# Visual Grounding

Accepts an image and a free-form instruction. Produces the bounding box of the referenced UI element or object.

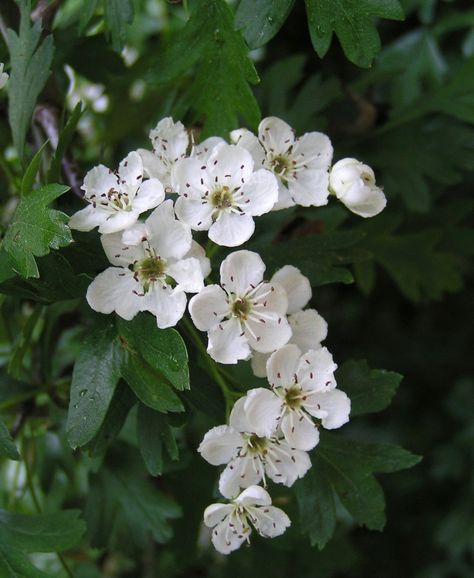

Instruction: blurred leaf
[67,322,124,448]
[2,184,72,279]
[0,544,50,578]
[0,417,19,460]
[21,141,49,195]
[260,231,368,286]
[118,314,189,391]
[297,433,421,547]
[121,353,184,413]
[148,0,260,137]
[0,509,85,552]
[7,0,54,161]
[47,103,84,183]
[337,360,402,417]
[235,0,295,49]
[304,0,404,67]
[104,0,134,53]
[79,0,100,34]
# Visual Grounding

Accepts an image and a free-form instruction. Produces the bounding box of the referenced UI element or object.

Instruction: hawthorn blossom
[172,142,279,246]
[189,250,291,364]
[0,63,8,90]
[69,151,164,234]
[231,116,333,210]
[138,117,189,192]
[204,485,290,555]
[329,158,387,218]
[199,396,311,498]
[86,200,206,328]
[251,265,328,377]
[244,345,351,451]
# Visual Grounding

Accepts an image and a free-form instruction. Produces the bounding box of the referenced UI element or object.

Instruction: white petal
[118,151,143,198]
[207,318,251,364]
[252,505,291,538]
[273,180,296,210]
[137,148,167,181]
[297,347,337,392]
[184,241,211,278]
[243,388,282,438]
[82,164,119,199]
[280,411,320,451]
[174,197,213,231]
[219,456,261,498]
[235,485,272,507]
[121,223,148,247]
[229,396,252,433]
[192,136,225,161]
[230,128,266,166]
[271,265,311,314]
[289,309,328,353]
[209,212,255,247]
[220,250,265,295]
[266,344,301,389]
[133,178,165,212]
[172,157,209,196]
[167,257,204,293]
[237,169,278,216]
[338,183,387,218]
[210,519,249,554]
[253,280,288,315]
[267,443,311,486]
[98,210,140,234]
[86,268,142,320]
[149,117,189,161]
[188,285,229,331]
[258,117,295,156]
[198,425,242,465]
[69,204,108,231]
[288,168,330,207]
[250,351,270,378]
[304,389,351,429]
[207,143,254,190]
[146,199,192,259]
[294,131,333,170]
[144,285,187,328]
[101,231,144,266]
[203,503,233,528]
[245,314,292,354]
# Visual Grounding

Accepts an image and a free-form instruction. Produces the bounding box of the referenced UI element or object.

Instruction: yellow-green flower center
[247,434,268,455]
[231,297,252,320]
[133,256,166,292]
[284,386,302,410]
[210,186,234,210]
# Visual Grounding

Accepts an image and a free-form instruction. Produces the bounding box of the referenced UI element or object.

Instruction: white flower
[251,265,328,377]
[199,396,311,498]
[172,142,279,247]
[69,151,164,234]
[329,158,387,218]
[231,117,333,210]
[138,117,189,192]
[204,485,290,555]
[189,250,292,364]
[244,345,350,452]
[0,63,8,90]
[86,200,206,328]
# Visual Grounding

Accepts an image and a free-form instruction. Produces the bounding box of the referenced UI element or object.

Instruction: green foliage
[137,404,179,477]
[2,185,72,279]
[304,0,404,67]
[103,0,134,52]
[148,0,260,137]
[235,0,295,49]
[0,417,19,460]
[7,0,54,162]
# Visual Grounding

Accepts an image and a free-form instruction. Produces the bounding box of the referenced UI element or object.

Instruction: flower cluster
[70,116,386,554]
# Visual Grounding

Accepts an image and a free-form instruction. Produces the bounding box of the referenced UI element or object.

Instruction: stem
[22,432,75,578]
[181,316,237,418]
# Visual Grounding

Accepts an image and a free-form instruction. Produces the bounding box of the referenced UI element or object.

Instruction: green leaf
[0,509,85,553]
[259,231,368,286]
[118,314,189,391]
[137,404,180,476]
[47,103,84,183]
[104,0,134,53]
[305,0,404,67]
[297,433,421,547]
[21,141,49,195]
[121,353,184,413]
[79,0,100,34]
[7,0,55,161]
[235,0,295,49]
[337,360,402,416]
[0,417,19,460]
[67,323,124,448]
[148,0,260,137]
[0,544,50,578]
[2,184,72,279]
